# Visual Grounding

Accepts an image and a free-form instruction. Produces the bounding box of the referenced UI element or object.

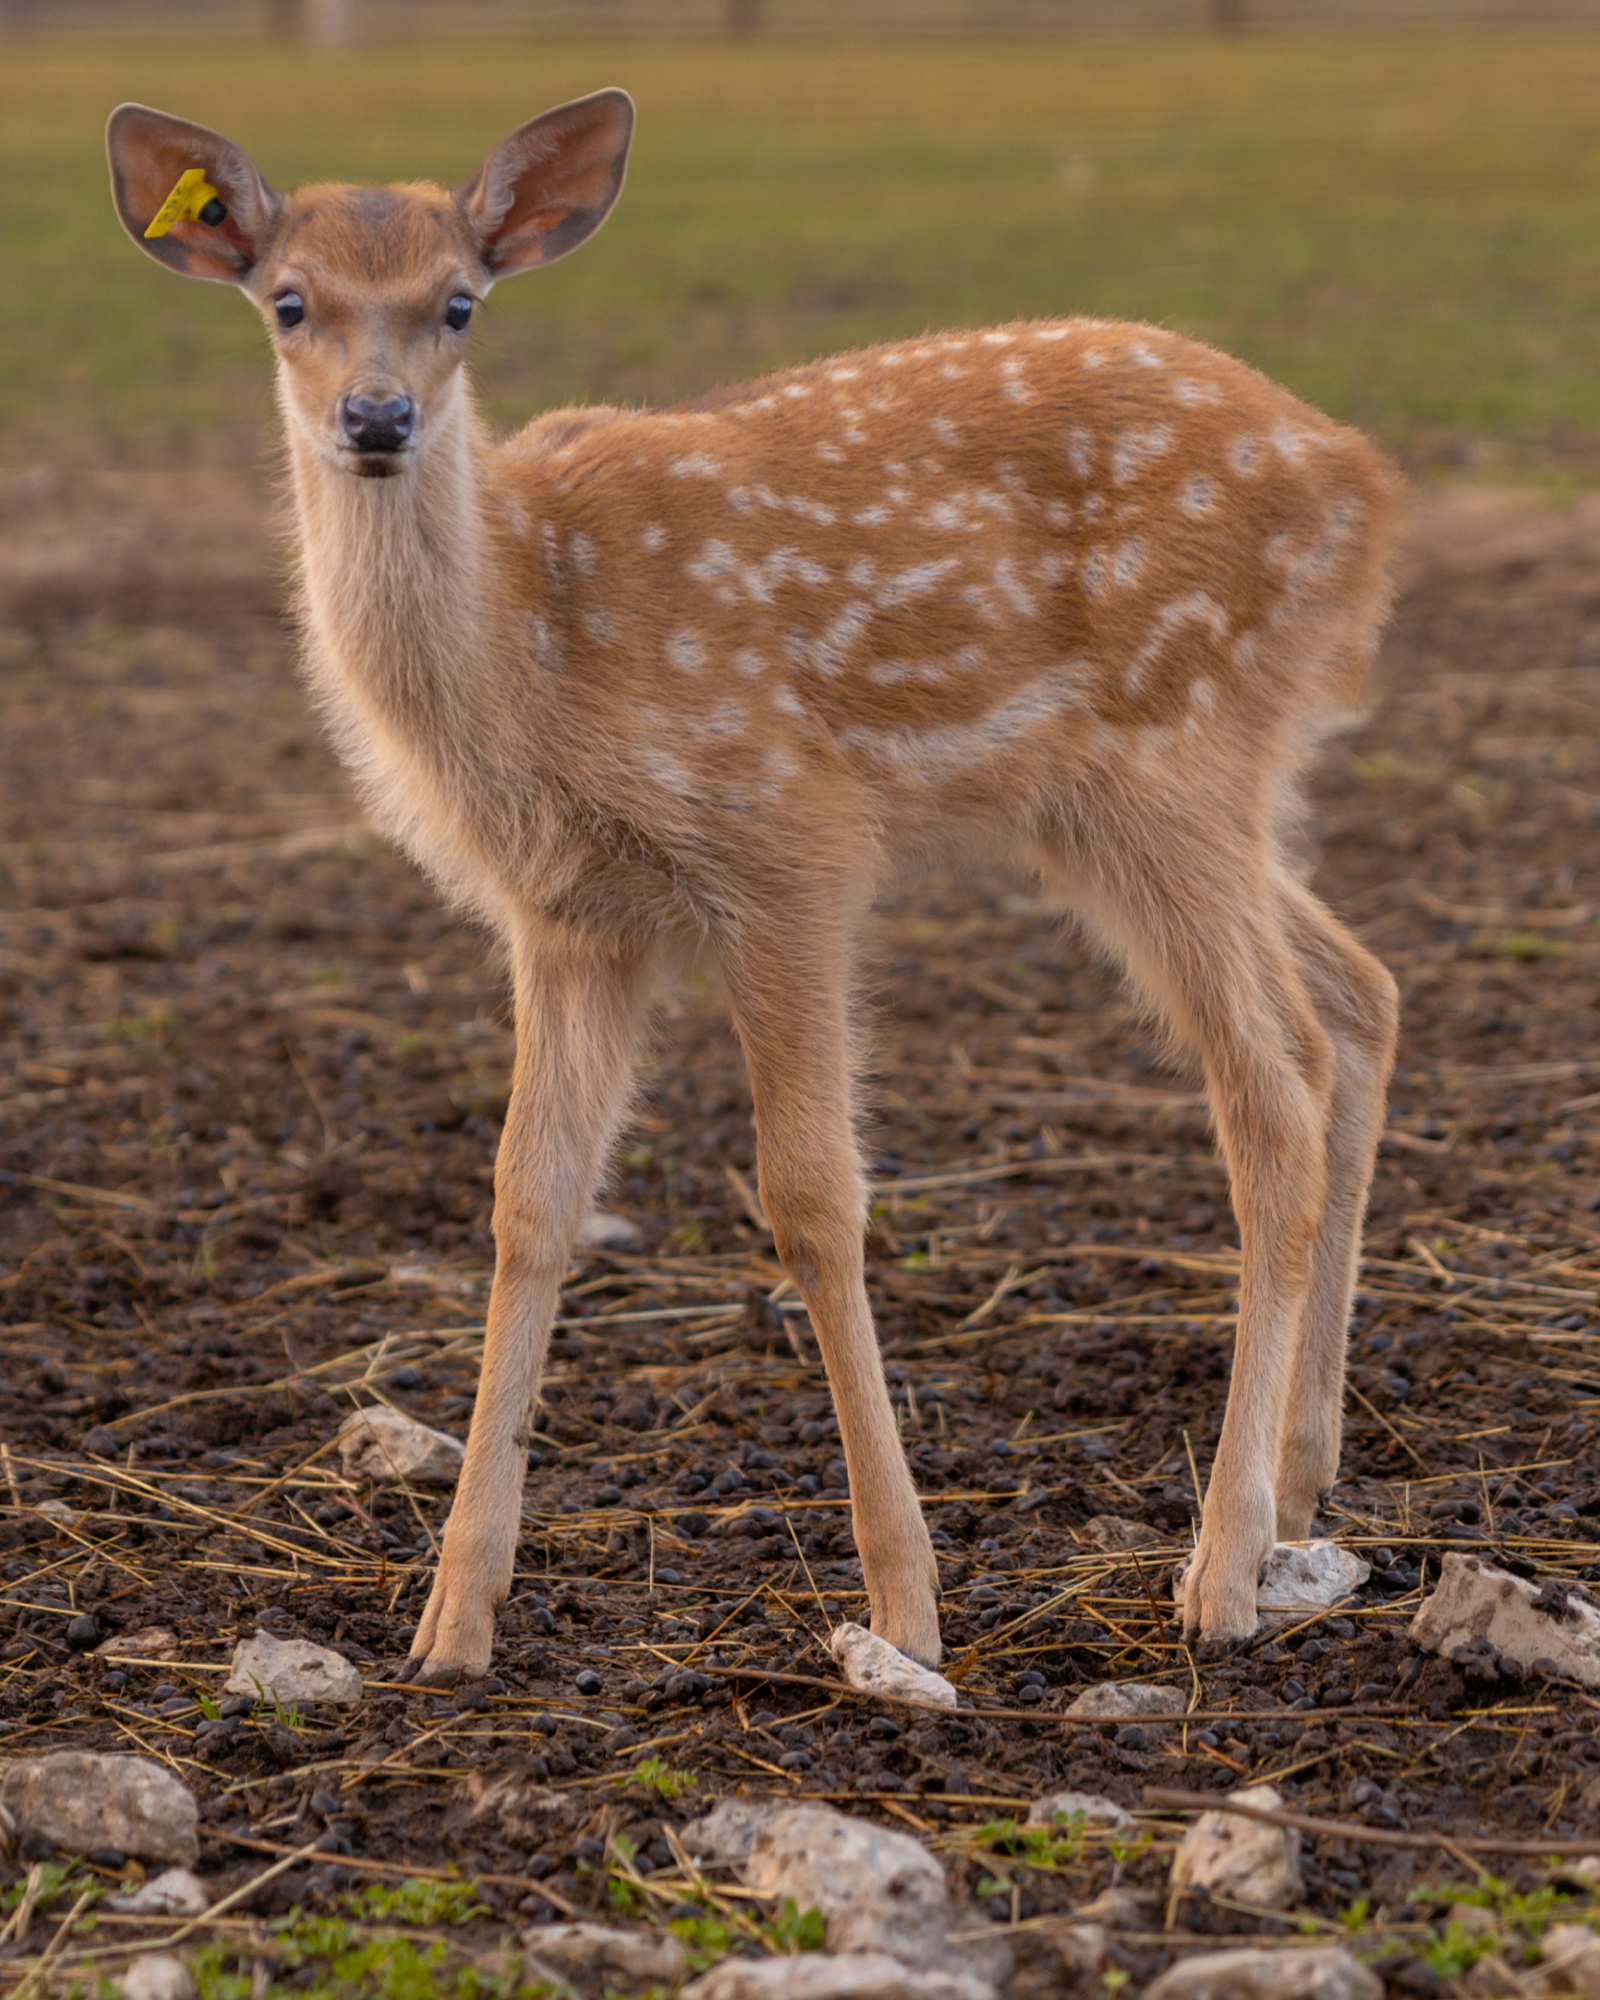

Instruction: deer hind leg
[721,928,941,1668]
[408,923,654,1686]
[1272,880,1398,1541]
[1068,850,1334,1645]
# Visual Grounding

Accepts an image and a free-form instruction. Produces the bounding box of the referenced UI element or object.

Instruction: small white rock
[1025,1790,1136,1832]
[1065,1681,1186,1722]
[336,1404,463,1487]
[226,1631,363,1709]
[830,1623,957,1709]
[744,1803,951,1966]
[681,1795,788,1867]
[1169,1785,1303,1913]
[94,1626,179,1662]
[1542,1922,1600,1996]
[0,1752,198,1866]
[1171,1541,1369,1622]
[1410,1553,1600,1690]
[575,1208,644,1251]
[110,1869,209,1917]
[681,1953,995,2000]
[36,1498,78,1528]
[523,1921,684,1985]
[120,1955,195,2000]
[1145,1945,1381,2000]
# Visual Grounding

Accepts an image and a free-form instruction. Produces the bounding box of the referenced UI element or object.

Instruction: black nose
[339,391,415,454]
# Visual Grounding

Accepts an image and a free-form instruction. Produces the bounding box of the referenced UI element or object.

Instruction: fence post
[306,0,359,47]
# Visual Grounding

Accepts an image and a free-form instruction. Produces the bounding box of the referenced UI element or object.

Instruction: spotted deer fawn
[108,90,1399,1684]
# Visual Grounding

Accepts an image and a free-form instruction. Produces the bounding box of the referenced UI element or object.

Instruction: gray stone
[226,1631,363,1709]
[1169,1786,1302,1912]
[575,1209,643,1252]
[0,1752,198,1866]
[1145,1946,1381,2000]
[681,1795,789,1868]
[681,1954,995,2000]
[94,1627,179,1662]
[109,1868,208,1917]
[336,1404,464,1487]
[829,1624,956,1709]
[1083,1515,1160,1551]
[1065,1681,1186,1721]
[1025,1790,1135,1832]
[744,1805,950,1967]
[120,1958,195,2000]
[1542,1922,1600,1995]
[1172,1541,1370,1623]
[1409,1552,1600,1689]
[522,1921,685,1985]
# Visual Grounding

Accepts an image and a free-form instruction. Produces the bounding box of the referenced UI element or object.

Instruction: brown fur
[108,93,1400,1683]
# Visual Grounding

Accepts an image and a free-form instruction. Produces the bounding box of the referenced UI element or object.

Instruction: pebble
[681,1796,787,1867]
[681,1954,995,2000]
[1542,1922,1600,1994]
[226,1631,363,1709]
[574,1209,643,1251]
[109,1869,209,1918]
[1409,1553,1600,1689]
[1064,1681,1185,1722]
[0,1752,198,1866]
[335,1404,464,1487]
[1169,1785,1303,1912]
[94,1627,180,1662]
[120,1958,195,2000]
[829,1623,957,1709]
[1082,1514,1161,1551]
[1145,1946,1381,2000]
[522,1921,684,1985]
[1025,1790,1136,1832]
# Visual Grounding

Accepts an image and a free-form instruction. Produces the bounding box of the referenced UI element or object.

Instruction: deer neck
[284,375,516,757]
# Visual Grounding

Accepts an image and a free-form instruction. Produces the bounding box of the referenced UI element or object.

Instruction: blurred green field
[6,34,1600,468]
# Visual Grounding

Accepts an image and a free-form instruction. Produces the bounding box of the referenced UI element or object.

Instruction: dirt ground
[4,462,1600,1994]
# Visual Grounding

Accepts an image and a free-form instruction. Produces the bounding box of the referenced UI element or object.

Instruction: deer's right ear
[107,104,281,284]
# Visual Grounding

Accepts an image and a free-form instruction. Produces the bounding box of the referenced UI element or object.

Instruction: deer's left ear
[455,89,634,282]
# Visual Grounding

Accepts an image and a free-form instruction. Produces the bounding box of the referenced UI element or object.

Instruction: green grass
[7,34,1600,464]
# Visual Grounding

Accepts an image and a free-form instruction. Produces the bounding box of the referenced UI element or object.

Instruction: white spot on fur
[980,330,1016,347]
[771,683,805,718]
[930,416,961,445]
[1191,676,1217,710]
[1179,475,1218,517]
[1066,428,1095,481]
[787,601,873,677]
[839,662,1089,779]
[667,630,707,672]
[733,647,766,676]
[1172,377,1220,407]
[853,504,892,526]
[877,557,960,608]
[1111,426,1173,485]
[1127,592,1229,693]
[992,556,1037,617]
[686,697,748,743]
[1230,435,1262,476]
[640,523,667,551]
[1129,341,1164,368]
[670,452,721,478]
[581,608,613,643]
[1112,538,1145,588]
[641,746,693,794]
[816,442,845,464]
[998,358,1034,403]
[846,556,879,588]
[569,533,598,572]
[1032,324,1070,342]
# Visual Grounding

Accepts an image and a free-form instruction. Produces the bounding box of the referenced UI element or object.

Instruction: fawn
[108,90,1399,1685]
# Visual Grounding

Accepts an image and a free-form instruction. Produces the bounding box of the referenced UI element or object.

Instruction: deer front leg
[722,930,940,1668]
[408,925,651,1686]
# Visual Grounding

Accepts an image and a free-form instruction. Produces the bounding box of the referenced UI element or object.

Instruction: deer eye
[445,293,473,332]
[274,292,305,330]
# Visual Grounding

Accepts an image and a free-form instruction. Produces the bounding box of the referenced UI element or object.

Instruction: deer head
[107,91,634,478]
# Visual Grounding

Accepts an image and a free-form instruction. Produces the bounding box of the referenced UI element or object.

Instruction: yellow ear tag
[144,167,223,240]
